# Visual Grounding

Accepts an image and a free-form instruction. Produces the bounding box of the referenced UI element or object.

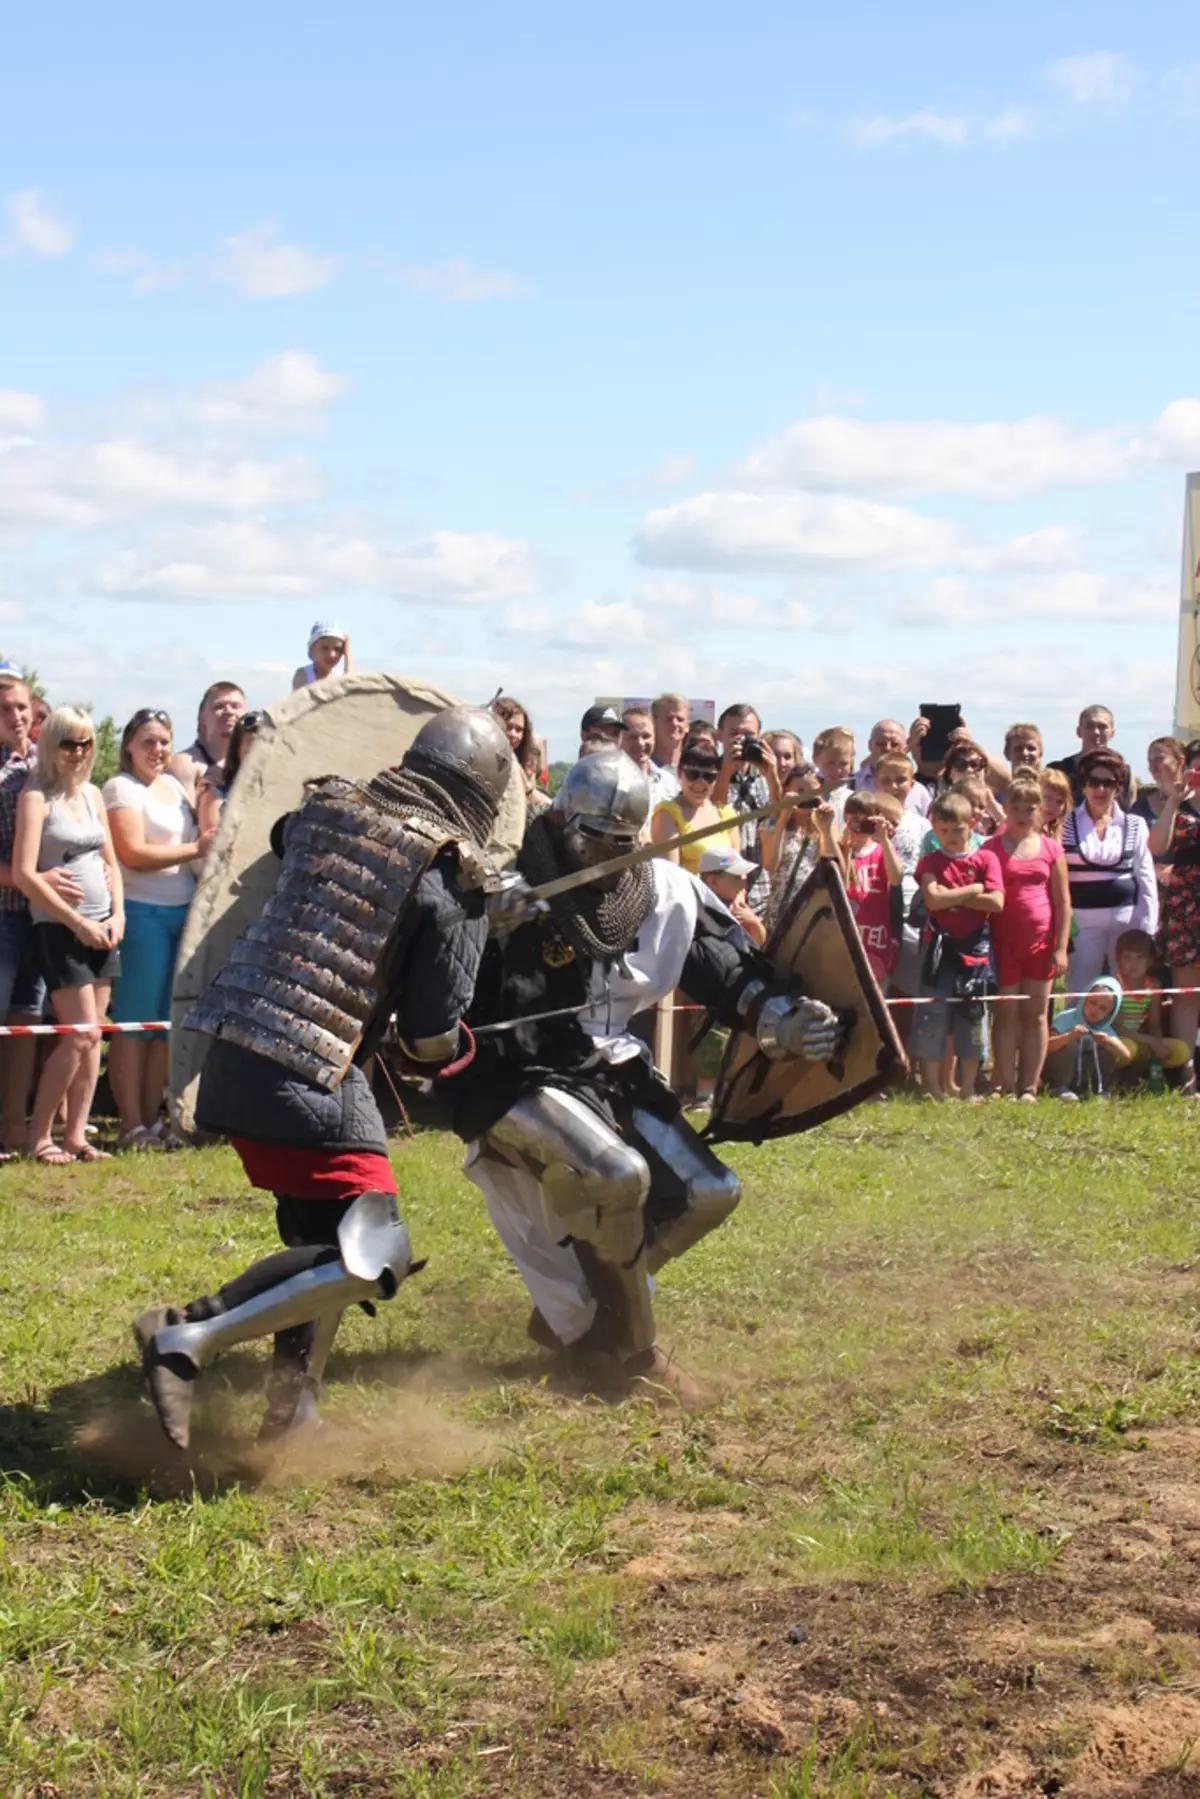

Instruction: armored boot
[135,1194,413,1451]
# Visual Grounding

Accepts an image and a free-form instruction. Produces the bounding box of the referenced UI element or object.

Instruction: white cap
[699,846,756,879]
[308,620,346,650]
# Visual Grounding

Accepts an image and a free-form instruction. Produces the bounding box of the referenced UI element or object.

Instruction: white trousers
[1068,909,1133,994]
[463,1142,658,1347]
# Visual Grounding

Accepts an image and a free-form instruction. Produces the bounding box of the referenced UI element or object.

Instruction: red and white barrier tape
[0,1021,170,1037]
[1,986,1195,1038]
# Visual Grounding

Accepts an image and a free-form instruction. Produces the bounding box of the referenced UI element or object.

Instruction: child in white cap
[291,622,352,691]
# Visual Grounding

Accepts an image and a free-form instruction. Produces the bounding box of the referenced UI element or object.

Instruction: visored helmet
[406,705,513,804]
[552,747,649,872]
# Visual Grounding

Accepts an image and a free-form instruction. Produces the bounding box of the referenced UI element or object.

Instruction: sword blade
[525,797,801,902]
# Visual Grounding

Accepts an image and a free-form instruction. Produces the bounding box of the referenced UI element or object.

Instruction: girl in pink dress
[985,776,1072,1099]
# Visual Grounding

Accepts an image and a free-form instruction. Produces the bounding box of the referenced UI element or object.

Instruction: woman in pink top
[985,775,1072,1100]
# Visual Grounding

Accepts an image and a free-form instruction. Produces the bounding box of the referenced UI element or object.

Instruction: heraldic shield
[706,858,908,1144]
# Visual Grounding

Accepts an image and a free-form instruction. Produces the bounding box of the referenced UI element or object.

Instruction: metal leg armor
[631,1108,742,1275]
[485,1088,655,1360]
[140,1193,413,1450]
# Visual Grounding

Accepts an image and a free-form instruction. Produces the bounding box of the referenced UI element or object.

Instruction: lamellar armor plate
[184,778,452,1091]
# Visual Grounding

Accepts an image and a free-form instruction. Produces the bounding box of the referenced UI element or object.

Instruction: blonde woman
[13,708,124,1164]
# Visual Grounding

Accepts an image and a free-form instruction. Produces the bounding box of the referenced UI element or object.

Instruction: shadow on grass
[0,1338,554,1508]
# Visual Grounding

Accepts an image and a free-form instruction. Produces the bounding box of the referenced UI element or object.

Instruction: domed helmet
[552,747,649,873]
[406,705,513,806]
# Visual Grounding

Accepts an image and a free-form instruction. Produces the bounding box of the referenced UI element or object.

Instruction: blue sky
[2,1,1198,766]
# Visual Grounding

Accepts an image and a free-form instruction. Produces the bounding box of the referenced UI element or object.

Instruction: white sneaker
[1051,1087,1079,1103]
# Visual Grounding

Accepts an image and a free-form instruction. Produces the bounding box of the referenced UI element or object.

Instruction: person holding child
[984,774,1071,1100]
[911,790,1004,1101]
[1147,736,1200,1091]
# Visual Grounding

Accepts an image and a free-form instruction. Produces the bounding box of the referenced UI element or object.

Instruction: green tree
[92,716,120,786]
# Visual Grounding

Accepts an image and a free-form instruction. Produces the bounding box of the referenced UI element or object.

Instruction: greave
[155,1259,389,1374]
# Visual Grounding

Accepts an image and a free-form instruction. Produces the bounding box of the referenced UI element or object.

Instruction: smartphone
[919,703,963,766]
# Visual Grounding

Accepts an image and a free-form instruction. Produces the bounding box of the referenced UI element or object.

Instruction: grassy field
[2,1099,1200,1798]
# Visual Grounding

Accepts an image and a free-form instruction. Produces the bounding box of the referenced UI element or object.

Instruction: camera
[739,734,765,764]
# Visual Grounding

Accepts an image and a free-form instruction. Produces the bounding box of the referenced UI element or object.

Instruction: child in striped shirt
[1113,929,1190,1074]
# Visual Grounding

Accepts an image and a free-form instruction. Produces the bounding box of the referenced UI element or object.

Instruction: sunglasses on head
[130,707,170,729]
[60,737,94,751]
[681,764,718,782]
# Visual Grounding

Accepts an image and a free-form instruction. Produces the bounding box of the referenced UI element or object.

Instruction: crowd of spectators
[2,637,1198,1159]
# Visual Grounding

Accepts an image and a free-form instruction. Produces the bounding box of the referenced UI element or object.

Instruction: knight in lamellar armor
[133,705,515,1451]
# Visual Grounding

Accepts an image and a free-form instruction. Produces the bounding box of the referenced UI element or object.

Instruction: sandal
[117,1126,162,1152]
[31,1143,76,1166]
[70,1143,113,1162]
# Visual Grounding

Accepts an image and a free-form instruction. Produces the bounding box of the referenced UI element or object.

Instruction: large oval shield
[170,673,526,1135]
[706,857,907,1143]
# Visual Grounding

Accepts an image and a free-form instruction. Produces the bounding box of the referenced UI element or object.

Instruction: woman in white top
[1062,748,1158,992]
[103,708,213,1150]
[13,708,124,1164]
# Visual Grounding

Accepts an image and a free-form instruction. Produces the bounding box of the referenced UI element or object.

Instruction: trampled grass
[1,1097,1199,1796]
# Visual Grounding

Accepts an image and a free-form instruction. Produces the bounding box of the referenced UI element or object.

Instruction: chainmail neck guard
[355,763,496,850]
[519,812,655,963]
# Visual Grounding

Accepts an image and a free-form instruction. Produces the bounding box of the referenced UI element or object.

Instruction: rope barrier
[1,987,1195,1037]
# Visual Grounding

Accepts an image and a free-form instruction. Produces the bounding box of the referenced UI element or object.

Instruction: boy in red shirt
[912,791,1005,1099]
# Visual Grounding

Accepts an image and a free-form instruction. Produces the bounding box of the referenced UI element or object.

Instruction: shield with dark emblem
[170,673,526,1137]
[706,857,907,1144]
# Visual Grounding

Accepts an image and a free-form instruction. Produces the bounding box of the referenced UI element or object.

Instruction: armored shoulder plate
[184,780,454,1091]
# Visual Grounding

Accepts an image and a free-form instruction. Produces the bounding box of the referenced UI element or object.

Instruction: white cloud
[94,246,189,293]
[984,108,1038,143]
[398,259,530,303]
[847,110,970,148]
[898,569,1173,627]
[184,352,351,433]
[731,402,1200,500]
[6,189,74,257]
[0,390,45,432]
[0,439,321,536]
[1163,63,1200,108]
[1041,51,1144,106]
[215,225,335,299]
[635,490,971,574]
[55,520,556,607]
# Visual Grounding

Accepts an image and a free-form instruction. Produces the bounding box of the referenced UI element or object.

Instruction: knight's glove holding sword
[485,871,549,938]
[738,981,842,1062]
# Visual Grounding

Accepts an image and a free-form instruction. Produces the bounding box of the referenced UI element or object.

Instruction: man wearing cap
[698,846,767,945]
[579,704,624,754]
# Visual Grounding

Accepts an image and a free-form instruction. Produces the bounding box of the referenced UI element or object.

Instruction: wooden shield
[706,858,907,1144]
[169,672,527,1136]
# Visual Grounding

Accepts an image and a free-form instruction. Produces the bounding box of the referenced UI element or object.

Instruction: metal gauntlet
[739,980,841,1063]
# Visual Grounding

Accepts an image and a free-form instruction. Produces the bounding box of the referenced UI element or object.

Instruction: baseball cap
[308,619,346,650]
[698,847,757,879]
[580,704,622,734]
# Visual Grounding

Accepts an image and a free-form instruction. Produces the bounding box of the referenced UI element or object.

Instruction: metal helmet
[405,705,513,804]
[552,747,649,872]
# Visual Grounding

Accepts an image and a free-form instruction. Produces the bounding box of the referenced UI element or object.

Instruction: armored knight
[450,746,840,1401]
[133,705,514,1451]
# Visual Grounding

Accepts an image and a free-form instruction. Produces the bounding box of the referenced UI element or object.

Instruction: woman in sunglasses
[1147,738,1200,1091]
[12,707,124,1163]
[649,736,739,876]
[1063,748,1158,995]
[103,708,214,1149]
